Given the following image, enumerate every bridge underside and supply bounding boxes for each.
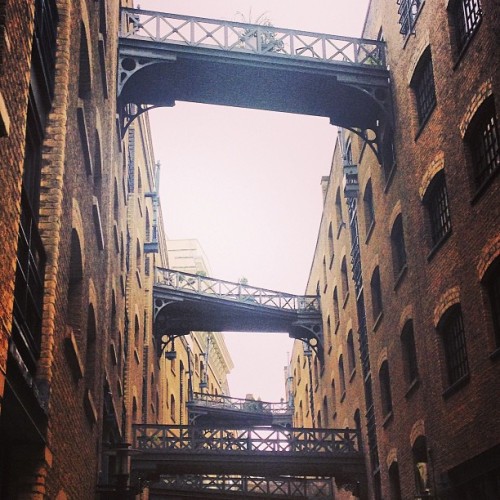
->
[131,451,365,484]
[154,287,322,344]
[119,40,390,132]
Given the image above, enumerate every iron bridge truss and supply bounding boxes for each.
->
[153,268,323,357]
[118,8,393,163]
[188,392,294,427]
[149,474,334,498]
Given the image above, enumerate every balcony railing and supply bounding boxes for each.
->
[133,425,361,455]
[190,392,293,416]
[153,474,334,497]
[120,8,386,67]
[155,268,320,313]
[12,190,46,375]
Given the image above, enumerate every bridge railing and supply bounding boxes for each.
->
[133,425,361,455]
[120,8,385,67]
[189,392,293,415]
[153,474,333,497]
[155,267,320,312]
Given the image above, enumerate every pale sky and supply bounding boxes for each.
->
[139,0,369,401]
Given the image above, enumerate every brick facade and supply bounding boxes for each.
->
[295,0,500,498]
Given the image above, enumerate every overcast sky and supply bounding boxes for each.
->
[139,0,369,401]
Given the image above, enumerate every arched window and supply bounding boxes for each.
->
[347,330,356,375]
[423,170,451,247]
[401,320,419,385]
[412,436,430,496]
[410,47,436,128]
[465,95,499,190]
[338,355,346,398]
[438,305,469,387]
[136,238,141,272]
[370,267,383,322]
[335,188,344,233]
[449,0,482,53]
[170,395,176,422]
[378,361,393,416]
[363,179,375,233]
[391,214,407,278]
[389,461,403,500]
[327,222,334,263]
[322,396,328,428]
[134,315,140,348]
[483,257,500,349]
[67,230,84,337]
[331,379,337,417]
[78,21,92,98]
[341,257,349,302]
[85,304,97,392]
[333,287,340,330]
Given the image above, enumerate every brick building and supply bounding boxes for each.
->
[293,0,499,498]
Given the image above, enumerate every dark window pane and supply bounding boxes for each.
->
[440,306,469,385]
[454,0,482,51]
[397,0,422,35]
[468,98,500,188]
[412,50,437,126]
[426,172,452,245]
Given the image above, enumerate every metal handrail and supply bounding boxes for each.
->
[155,267,320,313]
[133,425,361,455]
[120,8,385,67]
[189,392,293,415]
[154,474,334,497]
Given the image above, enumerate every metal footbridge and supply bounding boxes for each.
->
[131,424,366,497]
[118,8,392,160]
[188,392,293,427]
[153,268,323,352]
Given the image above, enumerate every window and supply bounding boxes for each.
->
[328,223,334,264]
[338,355,346,398]
[397,0,423,35]
[389,462,403,500]
[483,257,500,350]
[322,256,328,292]
[85,305,97,393]
[347,330,356,375]
[134,315,140,348]
[170,394,176,421]
[363,179,375,234]
[67,230,84,335]
[78,21,92,99]
[391,214,407,278]
[424,171,452,247]
[333,287,340,330]
[370,267,383,322]
[335,188,344,234]
[322,396,329,427]
[341,257,349,302]
[411,49,437,128]
[401,320,419,384]
[466,96,499,189]
[379,361,393,416]
[451,0,482,53]
[331,379,337,416]
[412,436,431,496]
[438,305,469,386]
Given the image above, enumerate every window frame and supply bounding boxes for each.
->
[465,96,500,193]
[411,48,437,132]
[424,170,452,251]
[450,0,482,58]
[397,0,424,37]
[391,214,407,280]
[438,305,469,389]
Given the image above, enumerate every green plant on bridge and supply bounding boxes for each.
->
[235,10,284,53]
